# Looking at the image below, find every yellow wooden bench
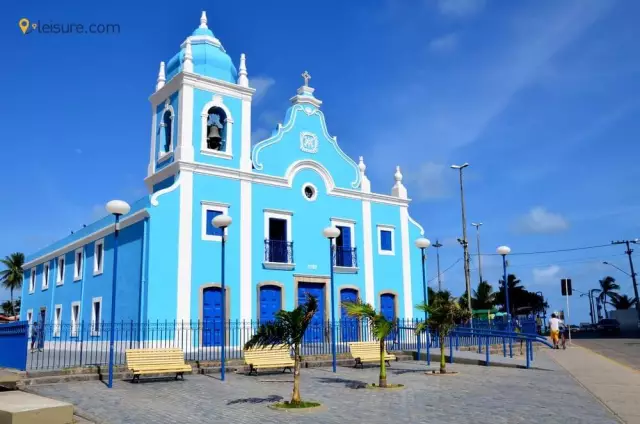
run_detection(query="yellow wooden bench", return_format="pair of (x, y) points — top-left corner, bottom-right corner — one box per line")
(125, 348), (192, 383)
(244, 344), (295, 376)
(348, 341), (397, 369)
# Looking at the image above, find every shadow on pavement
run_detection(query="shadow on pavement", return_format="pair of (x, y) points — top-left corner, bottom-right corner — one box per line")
(226, 395), (283, 405)
(313, 377), (367, 389)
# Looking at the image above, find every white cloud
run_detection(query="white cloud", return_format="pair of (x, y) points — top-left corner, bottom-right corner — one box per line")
(250, 76), (275, 105)
(514, 207), (569, 234)
(437, 0), (485, 17)
(533, 265), (562, 285)
(404, 161), (454, 200)
(429, 33), (459, 52)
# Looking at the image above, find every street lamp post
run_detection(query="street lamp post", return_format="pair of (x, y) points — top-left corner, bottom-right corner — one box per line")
(535, 291), (546, 332)
(415, 238), (431, 317)
(323, 226), (341, 373)
(105, 200), (131, 389)
(497, 245), (512, 358)
(451, 163), (472, 322)
(471, 223), (483, 286)
(213, 214), (232, 382)
(433, 240), (443, 291)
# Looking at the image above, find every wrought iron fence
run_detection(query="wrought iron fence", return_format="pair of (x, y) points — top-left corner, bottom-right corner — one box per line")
(20, 318), (532, 371)
(334, 246), (357, 268)
(264, 239), (294, 264)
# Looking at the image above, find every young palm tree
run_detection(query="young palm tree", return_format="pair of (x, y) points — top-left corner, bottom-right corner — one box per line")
(598, 276), (620, 317)
(611, 294), (636, 310)
(244, 295), (317, 405)
(472, 281), (496, 310)
(416, 291), (471, 374)
(342, 299), (395, 388)
(0, 252), (24, 316)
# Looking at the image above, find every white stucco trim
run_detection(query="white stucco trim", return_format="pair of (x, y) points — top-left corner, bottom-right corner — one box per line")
(93, 239), (104, 276)
(264, 211), (293, 241)
(200, 94), (234, 159)
(301, 183), (318, 202)
(29, 267), (36, 293)
(53, 304), (62, 337)
(145, 160), (411, 207)
(157, 101), (175, 159)
(176, 170), (193, 322)
(240, 179), (252, 321)
(26, 309), (33, 327)
(408, 214), (425, 236)
(330, 219), (355, 247)
(240, 99), (252, 172)
(24, 210), (148, 269)
(150, 72), (255, 107)
(377, 225), (396, 256)
(56, 255), (65, 286)
(91, 297), (102, 336)
(151, 174), (181, 206)
(73, 248), (83, 281)
(399, 207), (413, 319)
(263, 208), (293, 216)
(286, 160), (335, 192)
(201, 200), (230, 208)
(70, 301), (81, 337)
(201, 202), (228, 242)
(176, 84), (194, 162)
(147, 107), (157, 177)
(42, 263), (50, 290)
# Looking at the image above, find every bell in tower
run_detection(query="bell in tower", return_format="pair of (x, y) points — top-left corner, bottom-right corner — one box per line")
(206, 111), (224, 150)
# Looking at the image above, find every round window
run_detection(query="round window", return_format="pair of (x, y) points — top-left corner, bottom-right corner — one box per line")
(302, 184), (317, 201)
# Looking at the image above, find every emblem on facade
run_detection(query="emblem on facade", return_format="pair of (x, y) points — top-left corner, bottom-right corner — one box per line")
(299, 132), (319, 153)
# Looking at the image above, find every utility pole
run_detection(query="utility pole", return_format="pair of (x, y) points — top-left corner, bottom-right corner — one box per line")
(433, 240), (443, 291)
(451, 163), (473, 320)
(612, 239), (640, 327)
(472, 222), (483, 285)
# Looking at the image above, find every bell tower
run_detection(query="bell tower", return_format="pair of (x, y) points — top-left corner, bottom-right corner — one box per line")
(146, 11), (255, 187)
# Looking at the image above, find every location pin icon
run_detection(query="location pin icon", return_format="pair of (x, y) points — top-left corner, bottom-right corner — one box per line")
(19, 18), (30, 34)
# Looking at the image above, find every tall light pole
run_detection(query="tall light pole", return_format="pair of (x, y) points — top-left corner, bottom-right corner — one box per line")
(611, 240), (640, 327)
(497, 245), (512, 358)
(433, 240), (443, 291)
(415, 238), (431, 316)
(105, 200), (131, 389)
(471, 222), (483, 286)
(451, 163), (472, 319)
(323, 225), (340, 373)
(213, 214), (232, 382)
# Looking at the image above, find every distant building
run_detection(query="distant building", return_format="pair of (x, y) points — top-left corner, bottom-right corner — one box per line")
(20, 12), (426, 346)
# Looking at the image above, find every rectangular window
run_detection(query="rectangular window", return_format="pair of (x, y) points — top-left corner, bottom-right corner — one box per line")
(201, 202), (229, 242)
(74, 248), (83, 281)
(377, 225), (395, 255)
(53, 305), (62, 337)
(263, 210), (293, 265)
(91, 298), (102, 336)
(94, 239), (104, 275)
(29, 268), (36, 293)
(42, 263), (50, 289)
(56, 256), (65, 285)
(71, 302), (80, 337)
(331, 219), (356, 268)
(26, 309), (33, 335)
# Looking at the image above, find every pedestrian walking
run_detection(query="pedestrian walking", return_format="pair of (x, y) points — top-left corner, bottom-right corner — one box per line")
(549, 313), (562, 349)
(30, 321), (39, 352)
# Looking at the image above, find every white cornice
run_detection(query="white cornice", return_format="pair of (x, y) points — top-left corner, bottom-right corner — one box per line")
(149, 72), (256, 107)
(24, 210), (149, 269)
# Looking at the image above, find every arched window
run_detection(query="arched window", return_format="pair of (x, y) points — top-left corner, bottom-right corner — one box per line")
(206, 107), (227, 151)
(162, 110), (173, 153)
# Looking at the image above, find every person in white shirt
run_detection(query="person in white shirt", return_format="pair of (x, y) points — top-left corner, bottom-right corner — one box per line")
(549, 313), (563, 349)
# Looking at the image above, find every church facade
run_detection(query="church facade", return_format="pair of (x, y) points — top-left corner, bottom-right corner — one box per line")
(20, 12), (426, 343)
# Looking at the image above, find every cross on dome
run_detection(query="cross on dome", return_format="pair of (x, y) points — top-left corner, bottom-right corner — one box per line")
(302, 71), (311, 87)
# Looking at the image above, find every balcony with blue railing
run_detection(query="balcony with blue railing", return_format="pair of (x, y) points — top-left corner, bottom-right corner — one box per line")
(263, 239), (295, 270)
(333, 246), (358, 273)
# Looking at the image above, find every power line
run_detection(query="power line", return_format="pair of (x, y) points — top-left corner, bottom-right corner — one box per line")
(428, 258), (462, 283)
(468, 253), (627, 272)
(472, 243), (613, 257)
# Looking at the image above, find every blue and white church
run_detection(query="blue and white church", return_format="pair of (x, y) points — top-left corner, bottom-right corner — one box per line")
(20, 12), (427, 344)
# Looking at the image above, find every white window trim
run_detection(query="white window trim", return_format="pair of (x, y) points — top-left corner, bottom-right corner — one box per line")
(26, 309), (33, 335)
(200, 94), (234, 159)
(29, 268), (36, 293)
(201, 202), (229, 242)
(377, 225), (396, 256)
(301, 183), (318, 202)
(53, 304), (62, 337)
(74, 248), (84, 281)
(94, 239), (104, 276)
(158, 100), (175, 161)
(91, 297), (102, 336)
(56, 255), (65, 286)
(263, 210), (294, 269)
(42, 263), (50, 290)
(71, 301), (81, 338)
(330, 219), (356, 247)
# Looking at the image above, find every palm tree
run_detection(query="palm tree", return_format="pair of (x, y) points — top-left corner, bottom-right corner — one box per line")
(472, 281), (496, 310)
(0, 253), (25, 316)
(611, 294), (636, 310)
(244, 295), (317, 405)
(416, 291), (471, 374)
(1, 300), (13, 316)
(495, 274), (526, 314)
(342, 299), (396, 388)
(598, 276), (620, 317)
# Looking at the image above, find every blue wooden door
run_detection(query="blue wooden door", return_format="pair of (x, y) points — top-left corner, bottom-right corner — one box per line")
(336, 226), (352, 267)
(380, 293), (396, 342)
(203, 287), (223, 347)
(259, 285), (282, 323)
(268, 218), (287, 263)
(340, 288), (358, 341)
(298, 283), (325, 342)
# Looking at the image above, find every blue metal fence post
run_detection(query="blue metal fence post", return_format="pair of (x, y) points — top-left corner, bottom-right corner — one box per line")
(108, 213), (122, 389)
(503, 335), (507, 357)
(328, 240), (337, 373)
(449, 333), (453, 364)
(221, 230), (227, 381)
(485, 334), (490, 366)
(417, 332), (421, 361)
(426, 330), (431, 365)
(526, 340), (531, 369)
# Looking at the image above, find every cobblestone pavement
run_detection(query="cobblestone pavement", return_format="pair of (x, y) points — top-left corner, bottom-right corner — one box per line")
(28, 358), (618, 424)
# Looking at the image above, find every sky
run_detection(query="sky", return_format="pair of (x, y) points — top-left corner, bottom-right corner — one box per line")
(1, 0), (639, 323)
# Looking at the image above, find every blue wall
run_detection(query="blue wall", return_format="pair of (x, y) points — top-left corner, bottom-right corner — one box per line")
(370, 203), (404, 313)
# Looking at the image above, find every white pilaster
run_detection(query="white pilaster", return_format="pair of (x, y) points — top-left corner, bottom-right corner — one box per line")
(362, 200), (375, 307)
(240, 179), (252, 321)
(176, 85), (194, 162)
(147, 107), (157, 177)
(240, 99), (252, 172)
(176, 171), (193, 322)
(400, 206), (412, 318)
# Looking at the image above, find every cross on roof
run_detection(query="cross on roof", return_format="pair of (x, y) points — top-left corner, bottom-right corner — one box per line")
(302, 71), (311, 87)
